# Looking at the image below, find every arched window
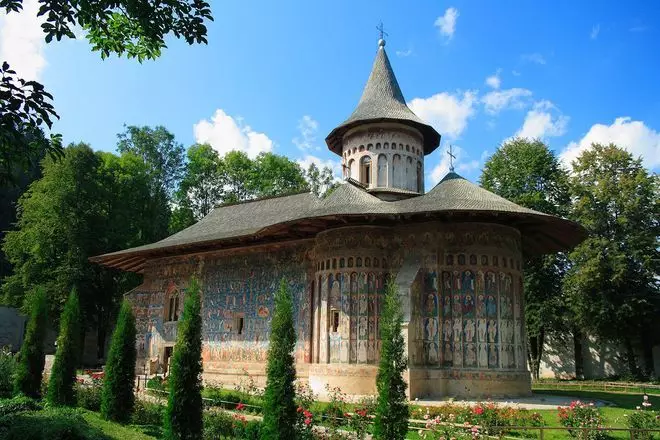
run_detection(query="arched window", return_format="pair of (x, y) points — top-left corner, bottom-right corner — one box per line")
(360, 156), (372, 186)
(377, 154), (387, 187)
(384, 142), (389, 149)
(392, 154), (402, 187)
(375, 143), (381, 150)
(406, 157), (413, 190)
(417, 162), (423, 192)
(347, 159), (355, 179)
(166, 294), (180, 322)
(367, 143), (373, 151)
(359, 145), (365, 152)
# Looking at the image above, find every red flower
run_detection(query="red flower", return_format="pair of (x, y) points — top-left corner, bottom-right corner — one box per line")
(303, 410), (312, 418)
(297, 406), (304, 413)
(236, 402), (245, 411)
(473, 406), (484, 415)
(356, 409), (368, 417)
(304, 417), (312, 425)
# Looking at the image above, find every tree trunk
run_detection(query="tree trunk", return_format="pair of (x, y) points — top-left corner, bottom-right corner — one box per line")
(527, 328), (545, 380)
(640, 330), (655, 379)
(573, 327), (584, 380)
(624, 336), (640, 379)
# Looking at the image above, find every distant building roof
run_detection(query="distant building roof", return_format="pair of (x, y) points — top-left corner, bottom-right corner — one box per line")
(90, 172), (586, 272)
(325, 41), (441, 156)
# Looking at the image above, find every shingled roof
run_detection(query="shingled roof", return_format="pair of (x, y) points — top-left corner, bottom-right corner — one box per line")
(90, 172), (586, 272)
(325, 41), (441, 156)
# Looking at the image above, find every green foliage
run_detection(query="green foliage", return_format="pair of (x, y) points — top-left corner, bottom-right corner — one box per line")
(373, 279), (409, 440)
(0, 347), (16, 398)
(164, 278), (203, 440)
(76, 380), (102, 412)
(202, 386), (263, 413)
(261, 279), (297, 440)
(132, 400), (165, 427)
(203, 411), (234, 439)
(172, 148), (312, 230)
(564, 143), (659, 376)
(0, 64), (62, 186)
(557, 401), (606, 439)
(2, 141), (174, 358)
(101, 300), (137, 423)
(47, 289), (82, 406)
(480, 137), (571, 379)
(0, 0), (212, 186)
(626, 396), (659, 440)
(13, 287), (48, 398)
(303, 162), (337, 198)
(0, 396), (42, 417)
(0, 406), (110, 440)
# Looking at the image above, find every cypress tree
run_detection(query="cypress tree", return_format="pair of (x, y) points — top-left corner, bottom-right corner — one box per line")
(101, 300), (137, 423)
(47, 289), (82, 405)
(373, 279), (409, 440)
(14, 287), (48, 398)
(261, 278), (297, 440)
(164, 278), (203, 440)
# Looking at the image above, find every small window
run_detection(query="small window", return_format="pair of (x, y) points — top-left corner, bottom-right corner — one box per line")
(331, 310), (340, 333)
(167, 296), (179, 322)
(234, 316), (244, 335)
(360, 156), (372, 185)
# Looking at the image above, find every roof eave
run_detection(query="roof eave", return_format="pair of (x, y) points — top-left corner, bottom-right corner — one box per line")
(325, 118), (441, 156)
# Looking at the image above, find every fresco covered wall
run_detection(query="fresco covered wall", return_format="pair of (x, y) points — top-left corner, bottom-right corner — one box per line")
(126, 242), (313, 378)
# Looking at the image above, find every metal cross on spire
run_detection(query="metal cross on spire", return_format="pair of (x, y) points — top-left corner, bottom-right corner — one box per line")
(447, 144), (456, 172)
(377, 21), (388, 45)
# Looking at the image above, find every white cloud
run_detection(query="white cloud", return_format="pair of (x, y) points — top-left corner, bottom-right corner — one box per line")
(485, 69), (502, 89)
(408, 90), (477, 139)
(0, 0), (45, 80)
(296, 154), (342, 179)
(193, 109), (274, 158)
(434, 7), (459, 39)
(590, 24), (600, 40)
(561, 117), (660, 169)
(515, 100), (569, 140)
(292, 115), (319, 151)
(396, 48), (413, 57)
(482, 88), (533, 114)
(521, 53), (546, 65)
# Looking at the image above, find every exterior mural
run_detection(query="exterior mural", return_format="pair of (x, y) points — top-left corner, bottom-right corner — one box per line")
(127, 245), (311, 372)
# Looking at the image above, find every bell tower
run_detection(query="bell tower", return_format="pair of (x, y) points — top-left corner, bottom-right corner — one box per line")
(325, 37), (441, 200)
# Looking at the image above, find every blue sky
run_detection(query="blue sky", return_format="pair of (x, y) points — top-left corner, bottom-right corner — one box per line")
(2, 0), (659, 187)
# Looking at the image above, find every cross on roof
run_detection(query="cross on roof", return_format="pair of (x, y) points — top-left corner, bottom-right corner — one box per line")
(377, 22), (388, 41)
(447, 144), (456, 172)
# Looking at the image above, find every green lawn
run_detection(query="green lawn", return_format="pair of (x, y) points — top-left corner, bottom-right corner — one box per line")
(80, 410), (159, 440)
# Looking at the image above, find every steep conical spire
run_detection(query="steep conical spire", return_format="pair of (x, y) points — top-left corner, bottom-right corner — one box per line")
(325, 40), (441, 156)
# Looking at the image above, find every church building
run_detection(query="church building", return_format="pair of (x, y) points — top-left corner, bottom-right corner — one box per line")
(92, 37), (585, 398)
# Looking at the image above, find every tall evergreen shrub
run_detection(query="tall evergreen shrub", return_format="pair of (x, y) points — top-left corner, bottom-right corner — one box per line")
(373, 279), (409, 440)
(14, 287), (48, 398)
(164, 278), (203, 440)
(47, 289), (82, 405)
(101, 300), (137, 423)
(261, 278), (297, 440)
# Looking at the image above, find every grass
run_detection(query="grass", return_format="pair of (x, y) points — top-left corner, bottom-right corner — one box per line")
(80, 410), (159, 440)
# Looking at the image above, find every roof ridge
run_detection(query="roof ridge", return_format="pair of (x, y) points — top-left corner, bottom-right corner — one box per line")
(214, 190), (314, 208)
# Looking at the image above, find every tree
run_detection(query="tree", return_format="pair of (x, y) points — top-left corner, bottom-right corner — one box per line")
(164, 278), (203, 440)
(13, 287), (48, 398)
(304, 162), (337, 197)
(373, 279), (409, 440)
(480, 138), (571, 379)
(253, 153), (308, 198)
(117, 125), (186, 200)
(101, 300), (137, 423)
(0, 0), (213, 185)
(175, 144), (224, 220)
(47, 289), (82, 406)
(3, 143), (168, 358)
(564, 143), (659, 378)
(261, 279), (297, 440)
(0, 68), (62, 185)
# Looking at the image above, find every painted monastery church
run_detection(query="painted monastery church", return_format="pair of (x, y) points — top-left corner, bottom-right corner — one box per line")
(92, 38), (585, 398)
